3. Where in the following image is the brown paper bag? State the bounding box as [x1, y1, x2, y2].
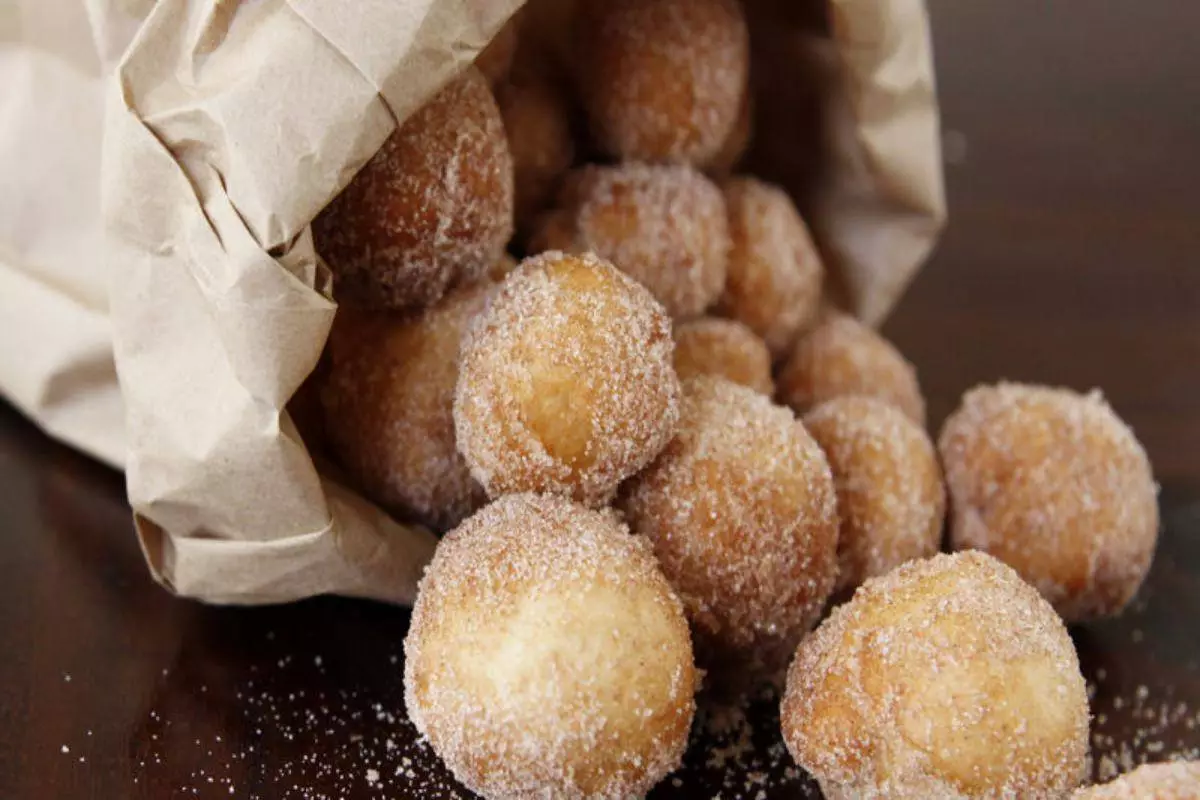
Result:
[0, 0, 148, 469]
[2, 0, 944, 605]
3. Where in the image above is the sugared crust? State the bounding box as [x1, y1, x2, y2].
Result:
[454, 251, 680, 506]
[321, 282, 491, 529]
[804, 396, 945, 591]
[719, 177, 824, 358]
[673, 317, 774, 395]
[313, 67, 513, 310]
[1074, 762, 1200, 799]
[939, 382, 1159, 622]
[531, 163, 730, 319]
[404, 493, 697, 799]
[778, 311, 925, 424]
[782, 551, 1090, 800]
[620, 376, 838, 680]
[576, 0, 749, 164]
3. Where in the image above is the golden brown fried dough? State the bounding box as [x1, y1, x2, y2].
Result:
[405, 493, 697, 799]
[940, 382, 1159, 622]
[620, 376, 838, 686]
[782, 552, 1090, 800]
[313, 68, 513, 311]
[576, 0, 749, 164]
[455, 252, 680, 506]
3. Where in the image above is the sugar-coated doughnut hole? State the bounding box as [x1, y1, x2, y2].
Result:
[530, 163, 730, 319]
[496, 70, 576, 239]
[673, 317, 773, 396]
[778, 311, 926, 425]
[705, 90, 753, 177]
[804, 396, 945, 592]
[404, 493, 698, 800]
[939, 382, 1159, 622]
[474, 13, 520, 87]
[576, 0, 749, 164]
[782, 551, 1090, 800]
[313, 67, 513, 311]
[321, 282, 494, 530]
[619, 376, 838, 687]
[1074, 762, 1200, 799]
[455, 251, 680, 506]
[718, 177, 824, 358]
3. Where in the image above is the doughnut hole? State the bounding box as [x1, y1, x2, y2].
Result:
[673, 317, 773, 395]
[778, 311, 926, 425]
[718, 177, 824, 358]
[321, 282, 493, 530]
[404, 493, 697, 799]
[804, 396, 945, 592]
[939, 382, 1159, 622]
[576, 0, 749, 164]
[619, 376, 838, 687]
[313, 67, 513, 311]
[782, 552, 1090, 800]
[529, 163, 730, 320]
[455, 251, 680, 506]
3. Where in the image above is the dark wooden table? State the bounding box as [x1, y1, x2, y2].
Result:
[3, 2, 1200, 798]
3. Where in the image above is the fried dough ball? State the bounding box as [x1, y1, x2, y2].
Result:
[705, 90, 753, 176]
[404, 493, 698, 800]
[313, 67, 513, 311]
[475, 14, 520, 86]
[939, 382, 1159, 622]
[321, 282, 493, 530]
[496, 71, 576, 238]
[782, 551, 1090, 800]
[1074, 762, 1200, 799]
[804, 396, 945, 592]
[530, 163, 730, 320]
[619, 376, 838, 684]
[778, 311, 926, 425]
[576, 0, 750, 164]
[718, 177, 824, 358]
[455, 251, 680, 506]
[673, 317, 773, 395]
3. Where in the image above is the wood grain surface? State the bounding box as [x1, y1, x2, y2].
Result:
[2, 1, 1199, 797]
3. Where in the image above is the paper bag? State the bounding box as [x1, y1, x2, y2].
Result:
[0, 0, 944, 605]
[0, 0, 147, 469]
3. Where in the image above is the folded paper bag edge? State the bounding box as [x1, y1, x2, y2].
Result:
[3, 0, 944, 607]
[134, 485, 439, 607]
[102, 0, 517, 607]
[820, 0, 947, 326]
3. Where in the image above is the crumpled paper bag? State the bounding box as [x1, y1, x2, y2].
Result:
[0, 0, 145, 469]
[0, 0, 945, 605]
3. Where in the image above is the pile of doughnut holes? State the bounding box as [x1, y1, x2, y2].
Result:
[299, 1, 1170, 797]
